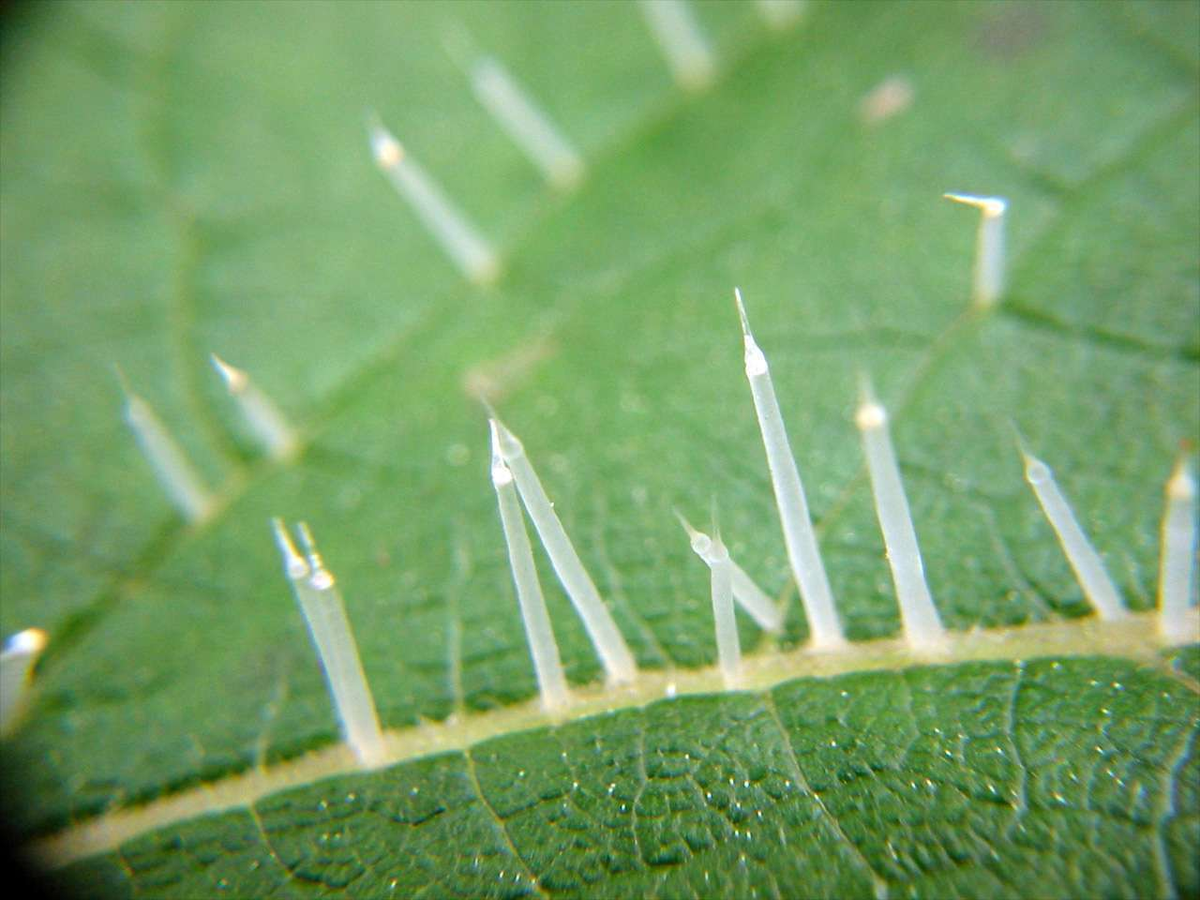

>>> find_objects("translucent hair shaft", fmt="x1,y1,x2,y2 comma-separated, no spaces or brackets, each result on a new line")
734,289,844,648
944,193,1007,308
676,513,783,633
855,381,945,648
369,116,499,285
679,516,740,686
489,422,570,712
0,628,48,737
491,416,637,683
1159,456,1198,643
471,57,584,190
211,354,297,461
272,520,385,767
1019,443,1125,620
755,0,807,31
638,0,715,92
120,374,215,523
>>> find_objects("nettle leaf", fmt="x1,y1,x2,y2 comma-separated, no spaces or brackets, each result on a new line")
1,1,1197,897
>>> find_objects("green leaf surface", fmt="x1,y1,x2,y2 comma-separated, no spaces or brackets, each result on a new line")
52,657,1200,898
2,1,1197,896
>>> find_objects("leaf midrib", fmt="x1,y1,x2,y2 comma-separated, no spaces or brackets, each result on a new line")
30,609,1199,869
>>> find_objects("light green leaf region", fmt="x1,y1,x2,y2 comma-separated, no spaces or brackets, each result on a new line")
1,1,1197,897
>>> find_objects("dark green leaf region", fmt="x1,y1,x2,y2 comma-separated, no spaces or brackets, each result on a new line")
53,659,1200,898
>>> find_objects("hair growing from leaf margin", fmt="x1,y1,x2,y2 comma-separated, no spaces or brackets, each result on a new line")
89,180,1197,767
269,262,1196,752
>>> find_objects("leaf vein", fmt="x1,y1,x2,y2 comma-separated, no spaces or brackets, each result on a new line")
762,693,889,900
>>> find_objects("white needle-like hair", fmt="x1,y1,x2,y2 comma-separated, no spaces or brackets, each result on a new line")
119,372,215,523
1159,456,1198,643
734,289,844,648
1019,442,1126,621
211,354,297,461
638,0,715,92
676,513,783,633
471,57,584,191
0,628,48,737
755,0,807,31
944,193,1007,308
272,519,385,767
490,416,637,684
489,421,570,712
855,380,945,648
369,116,500,285
708,537,738,687
679,515,741,686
